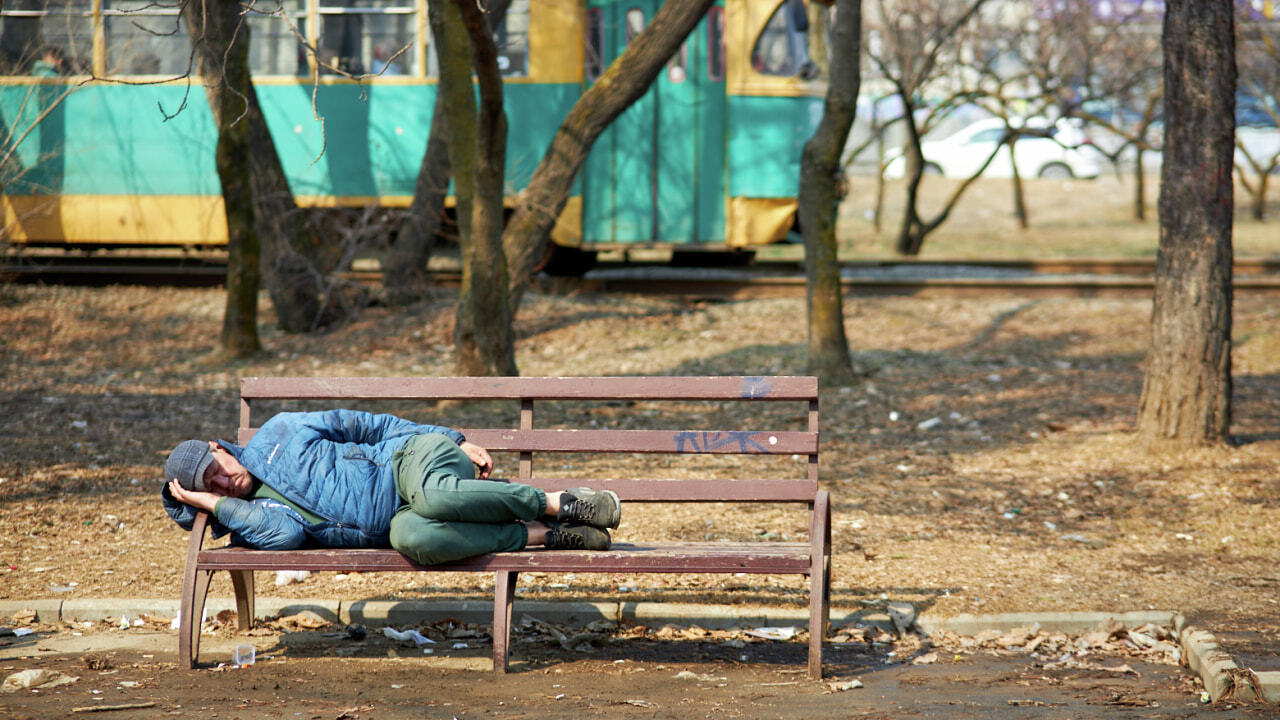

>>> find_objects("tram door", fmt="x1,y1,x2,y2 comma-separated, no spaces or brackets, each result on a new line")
582,1,727,245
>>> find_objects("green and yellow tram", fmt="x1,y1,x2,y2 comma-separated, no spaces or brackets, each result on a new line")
0,0,827,255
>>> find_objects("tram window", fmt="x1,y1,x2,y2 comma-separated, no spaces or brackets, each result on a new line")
585,7,603,82
0,0,92,75
667,41,686,83
103,0,189,76
246,0,304,77
751,0,819,79
315,0,416,77
419,0,526,78
707,6,724,81
625,7,644,46
494,0,529,77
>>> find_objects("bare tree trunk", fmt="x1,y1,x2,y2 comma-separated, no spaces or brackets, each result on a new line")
434,0,474,251
1133,149,1147,221
216,112,262,357
1252,172,1267,220
451,0,516,376
1009,138,1028,229
247,103,354,334
872,139,885,234
182,0,260,356
875,0,990,255
1137,0,1234,446
383,1,511,306
800,0,860,387
894,133,1004,255
502,0,716,311
893,100,928,254
183,0,344,334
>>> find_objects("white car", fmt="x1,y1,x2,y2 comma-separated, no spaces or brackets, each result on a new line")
1237,126,1280,170
884,117,1102,180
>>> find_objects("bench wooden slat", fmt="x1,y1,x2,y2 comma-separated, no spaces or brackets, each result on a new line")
237,428,818,455
198,542,813,574
517,477,818,502
241,376,817,401
464,429,817,454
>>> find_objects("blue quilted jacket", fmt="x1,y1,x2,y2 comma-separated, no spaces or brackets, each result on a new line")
162,410,463,548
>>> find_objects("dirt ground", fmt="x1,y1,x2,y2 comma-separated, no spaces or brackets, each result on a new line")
0,620,1273,719
1,279,1278,713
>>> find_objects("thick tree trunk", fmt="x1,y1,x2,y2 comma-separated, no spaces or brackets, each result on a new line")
1137,0,1234,446
216,119,263,357
182,0,260,356
503,0,716,310
452,0,516,376
247,95,352,333
434,1,475,249
799,0,860,387
184,1,343,335
383,0,511,306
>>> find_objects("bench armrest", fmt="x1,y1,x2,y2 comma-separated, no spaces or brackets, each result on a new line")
809,490,831,564
185,511,211,563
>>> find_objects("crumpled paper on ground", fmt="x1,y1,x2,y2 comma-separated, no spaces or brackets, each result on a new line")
743,626,800,641
3,669,79,693
382,626,435,646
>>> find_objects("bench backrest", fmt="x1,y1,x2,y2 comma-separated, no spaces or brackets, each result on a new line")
238,376,819,503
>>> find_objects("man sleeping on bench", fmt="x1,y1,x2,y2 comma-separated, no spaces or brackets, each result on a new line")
160,409,620,564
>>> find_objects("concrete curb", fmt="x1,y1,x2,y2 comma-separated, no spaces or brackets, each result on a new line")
3,598,1275,704
1175,615,1274,704
917,610,1178,636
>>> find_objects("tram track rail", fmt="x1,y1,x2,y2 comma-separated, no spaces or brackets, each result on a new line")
4,250,1280,298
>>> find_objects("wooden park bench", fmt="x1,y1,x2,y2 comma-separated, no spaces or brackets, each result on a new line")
178,376,831,676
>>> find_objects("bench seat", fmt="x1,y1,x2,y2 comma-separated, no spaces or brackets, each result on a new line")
199,541,816,574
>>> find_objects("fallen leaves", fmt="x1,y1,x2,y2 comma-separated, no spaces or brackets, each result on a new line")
930,619,1183,667
9,609,37,625
272,611,330,631
826,678,864,692
80,652,111,670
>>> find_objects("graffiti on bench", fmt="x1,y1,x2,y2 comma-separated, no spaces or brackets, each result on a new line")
673,430,775,454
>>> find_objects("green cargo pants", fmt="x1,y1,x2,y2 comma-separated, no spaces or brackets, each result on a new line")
389,433,547,565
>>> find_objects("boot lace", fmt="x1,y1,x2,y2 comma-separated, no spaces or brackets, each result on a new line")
564,498,595,522
550,528,584,549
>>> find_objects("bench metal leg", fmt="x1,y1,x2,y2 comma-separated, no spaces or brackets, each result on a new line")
230,570,255,631
179,568,214,668
493,570,519,672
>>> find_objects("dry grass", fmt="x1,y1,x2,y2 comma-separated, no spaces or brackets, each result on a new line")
828,174,1280,259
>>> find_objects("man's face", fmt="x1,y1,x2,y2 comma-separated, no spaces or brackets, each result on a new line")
203,442,253,498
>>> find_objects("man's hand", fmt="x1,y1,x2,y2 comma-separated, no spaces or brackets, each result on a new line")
459,441,494,479
168,479,221,513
